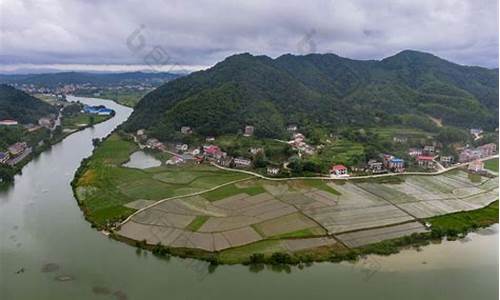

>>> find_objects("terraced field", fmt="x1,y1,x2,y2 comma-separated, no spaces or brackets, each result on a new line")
117,169,498,256
78,135,498,261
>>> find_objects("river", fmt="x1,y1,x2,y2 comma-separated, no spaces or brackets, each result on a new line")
0,96,498,300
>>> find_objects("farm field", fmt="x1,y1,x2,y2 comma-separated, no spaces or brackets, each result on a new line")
116,163,498,261
74,133,251,226
75,134,498,263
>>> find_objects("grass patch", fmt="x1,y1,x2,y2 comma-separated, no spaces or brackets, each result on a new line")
269,227,322,239
484,158,499,172
219,240,285,264
186,216,209,231
203,181,266,201
73,133,251,228
427,200,499,237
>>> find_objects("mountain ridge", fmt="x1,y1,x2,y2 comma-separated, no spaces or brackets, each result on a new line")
124,50,499,140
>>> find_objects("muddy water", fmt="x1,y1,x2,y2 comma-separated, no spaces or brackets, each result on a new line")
123,151,161,169
0,96,498,300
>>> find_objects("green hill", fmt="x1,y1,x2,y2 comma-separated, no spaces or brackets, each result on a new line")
124,50,498,140
0,84,57,124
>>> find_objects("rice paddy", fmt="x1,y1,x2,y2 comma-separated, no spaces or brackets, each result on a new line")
76,134,498,263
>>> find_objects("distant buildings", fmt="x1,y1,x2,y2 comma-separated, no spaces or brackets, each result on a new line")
0,119,18,126
416,155,434,168
243,125,254,137
233,157,252,168
181,126,192,135
287,124,298,132
382,154,405,173
470,128,483,135
0,152,10,164
393,136,407,143
408,148,423,157
266,166,280,176
83,105,113,115
145,138,165,151
459,143,497,163
440,156,454,165
468,160,485,173
367,159,385,174
423,145,435,156
38,117,54,129
8,142,28,157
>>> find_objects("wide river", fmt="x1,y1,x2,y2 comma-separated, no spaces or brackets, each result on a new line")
0,96,498,300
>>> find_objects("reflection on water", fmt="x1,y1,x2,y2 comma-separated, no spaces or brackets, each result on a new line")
123,151,161,169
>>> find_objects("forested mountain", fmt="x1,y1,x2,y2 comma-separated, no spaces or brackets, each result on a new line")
124,50,499,140
0,84,57,123
0,71,180,87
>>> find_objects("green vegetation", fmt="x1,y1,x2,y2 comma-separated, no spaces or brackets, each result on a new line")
427,200,499,238
0,84,57,124
72,133,250,227
186,216,209,231
125,51,498,143
202,181,266,201
484,158,499,172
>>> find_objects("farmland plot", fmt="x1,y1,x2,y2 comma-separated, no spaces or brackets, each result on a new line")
336,222,428,247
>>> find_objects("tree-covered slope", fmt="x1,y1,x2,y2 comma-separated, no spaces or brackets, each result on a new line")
124,50,499,140
0,84,57,124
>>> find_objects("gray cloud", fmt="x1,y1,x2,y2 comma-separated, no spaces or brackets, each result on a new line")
0,0,498,72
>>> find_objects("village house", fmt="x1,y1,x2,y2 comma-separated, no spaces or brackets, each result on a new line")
0,119,18,126
468,160,485,173
408,148,423,157
287,124,298,132
8,142,28,157
266,166,280,176
136,129,145,136
38,117,54,129
180,126,192,134
145,138,165,151
459,143,497,163
440,156,454,165
382,154,405,173
249,147,263,155
367,159,385,174
423,145,435,156
293,133,305,142
0,152,10,164
233,157,252,168
470,128,483,136
175,144,189,152
243,125,254,137
330,164,348,177
166,156,184,165
477,143,497,157
205,136,215,142
203,145,226,160
416,155,434,168
393,136,407,143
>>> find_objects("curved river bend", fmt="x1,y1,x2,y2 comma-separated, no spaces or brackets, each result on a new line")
0,96,498,300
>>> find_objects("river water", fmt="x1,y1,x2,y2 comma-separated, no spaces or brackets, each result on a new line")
0,96,498,300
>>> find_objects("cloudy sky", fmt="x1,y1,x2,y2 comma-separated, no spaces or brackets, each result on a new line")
0,0,498,73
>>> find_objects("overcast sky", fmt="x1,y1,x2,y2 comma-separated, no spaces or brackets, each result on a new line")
0,0,498,73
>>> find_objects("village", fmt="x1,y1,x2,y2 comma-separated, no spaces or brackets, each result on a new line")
131,124,498,179
0,102,114,171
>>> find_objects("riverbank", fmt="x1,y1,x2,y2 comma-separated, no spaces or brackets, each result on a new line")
72,133,499,265
0,113,112,186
